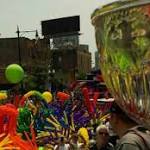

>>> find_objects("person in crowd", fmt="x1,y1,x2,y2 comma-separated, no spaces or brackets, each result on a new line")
54,136,71,150
69,133,81,150
109,101,150,150
89,124,114,150
105,121,119,147
88,139,96,150
69,131,90,150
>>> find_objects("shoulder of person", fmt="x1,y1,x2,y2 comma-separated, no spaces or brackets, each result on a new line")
117,126,150,150
117,134,139,150
65,143,71,148
128,126,150,147
116,143,143,150
121,131,142,143
54,145,58,150
89,143,97,150
108,142,114,149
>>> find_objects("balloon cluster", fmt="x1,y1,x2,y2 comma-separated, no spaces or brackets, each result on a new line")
22,89,112,147
0,64,113,149
0,104,37,150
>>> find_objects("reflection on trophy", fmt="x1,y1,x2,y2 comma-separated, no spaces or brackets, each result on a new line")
91,0,150,127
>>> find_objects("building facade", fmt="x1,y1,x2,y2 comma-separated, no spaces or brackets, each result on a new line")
0,37,50,86
0,37,91,90
50,44,91,86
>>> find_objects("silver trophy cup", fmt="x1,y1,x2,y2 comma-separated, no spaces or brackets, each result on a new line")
92,0,150,127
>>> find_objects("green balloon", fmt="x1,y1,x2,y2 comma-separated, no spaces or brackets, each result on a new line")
38,147,44,150
5,64,24,83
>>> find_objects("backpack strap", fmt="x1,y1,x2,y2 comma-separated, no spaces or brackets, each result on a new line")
132,130,150,150
128,126,150,150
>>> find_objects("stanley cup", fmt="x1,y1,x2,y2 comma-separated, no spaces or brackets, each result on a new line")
92,0,150,127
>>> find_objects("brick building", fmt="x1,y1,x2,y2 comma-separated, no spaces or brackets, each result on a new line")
50,44,91,85
0,37,91,89
0,37,50,86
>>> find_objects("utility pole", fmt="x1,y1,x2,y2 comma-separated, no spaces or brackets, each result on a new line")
16,26,39,92
16,26,39,65
17,26,22,65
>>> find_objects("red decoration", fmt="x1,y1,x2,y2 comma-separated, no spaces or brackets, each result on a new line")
57,92,70,102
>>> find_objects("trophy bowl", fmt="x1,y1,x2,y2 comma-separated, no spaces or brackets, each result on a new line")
92,0,150,127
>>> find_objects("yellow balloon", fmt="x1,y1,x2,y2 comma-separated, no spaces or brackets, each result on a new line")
42,91,52,103
0,93,7,100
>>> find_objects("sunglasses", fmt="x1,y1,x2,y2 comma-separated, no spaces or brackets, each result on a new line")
99,132,109,136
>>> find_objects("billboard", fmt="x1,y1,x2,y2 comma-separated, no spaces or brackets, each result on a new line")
41,16,80,36
53,35,79,48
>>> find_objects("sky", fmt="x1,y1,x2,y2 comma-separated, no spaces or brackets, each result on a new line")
0,0,117,64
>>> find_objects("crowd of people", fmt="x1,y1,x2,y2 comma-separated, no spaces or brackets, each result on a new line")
1,75,150,150
50,101,150,150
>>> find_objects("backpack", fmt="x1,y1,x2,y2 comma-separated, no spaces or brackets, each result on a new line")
128,126,150,150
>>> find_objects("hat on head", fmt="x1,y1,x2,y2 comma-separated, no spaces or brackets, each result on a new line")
109,101,124,114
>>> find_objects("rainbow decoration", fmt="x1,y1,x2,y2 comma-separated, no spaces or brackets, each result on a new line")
0,104,38,150
19,90,45,106
14,89,112,148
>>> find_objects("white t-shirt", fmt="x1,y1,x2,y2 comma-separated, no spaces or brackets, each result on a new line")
54,144,70,150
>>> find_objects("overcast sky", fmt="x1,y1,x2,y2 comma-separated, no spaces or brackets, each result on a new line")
0,0,117,63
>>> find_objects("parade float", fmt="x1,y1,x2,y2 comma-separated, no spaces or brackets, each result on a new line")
1,0,150,149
